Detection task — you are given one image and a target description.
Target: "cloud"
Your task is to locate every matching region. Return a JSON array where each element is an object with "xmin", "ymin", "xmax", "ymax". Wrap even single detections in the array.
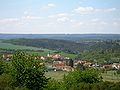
[
  {"xmin": 103, "ymin": 8, "xmax": 117, "ymax": 12},
  {"xmin": 74, "ymin": 7, "xmax": 117, "ymax": 14},
  {"xmin": 74, "ymin": 7, "xmax": 97, "ymax": 14},
  {"xmin": 47, "ymin": 3, "xmax": 56, "ymax": 8},
  {"xmin": 72, "ymin": 22, "xmax": 84, "ymax": 28},
  {"xmin": 0, "ymin": 15, "xmax": 43, "ymax": 26},
  {"xmin": 48, "ymin": 13, "xmax": 74, "ymax": 18},
  {"xmin": 0, "ymin": 18, "xmax": 19, "ymax": 24},
  {"xmin": 21, "ymin": 16, "xmax": 43, "ymax": 20},
  {"xmin": 42, "ymin": 3, "xmax": 56, "ymax": 10},
  {"xmin": 48, "ymin": 13, "xmax": 74, "ymax": 23},
  {"xmin": 57, "ymin": 17, "xmax": 70, "ymax": 22},
  {"xmin": 113, "ymin": 22, "xmax": 120, "ymax": 26}
]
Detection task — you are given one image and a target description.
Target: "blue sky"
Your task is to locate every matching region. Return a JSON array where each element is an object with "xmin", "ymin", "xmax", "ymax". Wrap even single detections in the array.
[{"xmin": 0, "ymin": 0, "xmax": 120, "ymax": 34}]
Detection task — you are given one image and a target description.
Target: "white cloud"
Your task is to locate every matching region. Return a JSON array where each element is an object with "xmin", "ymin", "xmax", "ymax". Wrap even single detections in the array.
[
  {"xmin": 113, "ymin": 22, "xmax": 120, "ymax": 26},
  {"xmin": 21, "ymin": 16, "xmax": 43, "ymax": 20},
  {"xmin": 42, "ymin": 3, "xmax": 56, "ymax": 10},
  {"xmin": 74, "ymin": 7, "xmax": 97, "ymax": 14},
  {"xmin": 0, "ymin": 18, "xmax": 19, "ymax": 24},
  {"xmin": 104, "ymin": 8, "xmax": 117, "ymax": 12},
  {"xmin": 91, "ymin": 18, "xmax": 100, "ymax": 22},
  {"xmin": 48, "ymin": 13, "xmax": 74, "ymax": 18},
  {"xmin": 57, "ymin": 17, "xmax": 70, "ymax": 22},
  {"xmin": 0, "ymin": 15, "xmax": 43, "ymax": 26},
  {"xmin": 74, "ymin": 7, "xmax": 117, "ymax": 14},
  {"xmin": 48, "ymin": 13, "xmax": 74, "ymax": 23},
  {"xmin": 72, "ymin": 22, "xmax": 84, "ymax": 28},
  {"xmin": 47, "ymin": 3, "xmax": 56, "ymax": 8}
]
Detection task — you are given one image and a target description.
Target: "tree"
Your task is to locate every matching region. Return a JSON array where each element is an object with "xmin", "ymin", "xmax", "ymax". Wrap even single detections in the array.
[
  {"xmin": 10, "ymin": 52, "xmax": 48, "ymax": 90},
  {"xmin": 63, "ymin": 68, "xmax": 102, "ymax": 89},
  {"xmin": 68, "ymin": 59, "xmax": 74, "ymax": 67},
  {"xmin": 0, "ymin": 60, "xmax": 4, "ymax": 75}
]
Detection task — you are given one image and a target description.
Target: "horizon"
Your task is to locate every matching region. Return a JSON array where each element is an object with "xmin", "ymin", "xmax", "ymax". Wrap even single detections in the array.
[
  {"xmin": 0, "ymin": 0, "xmax": 120, "ymax": 34},
  {"xmin": 0, "ymin": 33, "xmax": 120, "ymax": 35}
]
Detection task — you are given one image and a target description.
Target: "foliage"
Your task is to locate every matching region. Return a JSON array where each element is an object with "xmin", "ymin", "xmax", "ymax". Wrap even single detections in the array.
[
  {"xmin": 0, "ymin": 60, "xmax": 4, "ymax": 75},
  {"xmin": 63, "ymin": 68, "xmax": 102, "ymax": 89},
  {"xmin": 44, "ymin": 79, "xmax": 64, "ymax": 90},
  {"xmin": 10, "ymin": 52, "xmax": 48, "ymax": 90},
  {"xmin": 68, "ymin": 59, "xmax": 74, "ymax": 67},
  {"xmin": 0, "ymin": 74, "xmax": 12, "ymax": 90},
  {"xmin": 79, "ymin": 50, "xmax": 120, "ymax": 64},
  {"xmin": 117, "ymin": 69, "xmax": 120, "ymax": 74}
]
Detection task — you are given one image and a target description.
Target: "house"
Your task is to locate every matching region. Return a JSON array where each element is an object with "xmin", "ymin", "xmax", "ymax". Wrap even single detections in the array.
[
  {"xmin": 112, "ymin": 63, "xmax": 120, "ymax": 69},
  {"xmin": 2, "ymin": 53, "xmax": 13, "ymax": 60},
  {"xmin": 84, "ymin": 62, "xmax": 92, "ymax": 67},
  {"xmin": 117, "ymin": 64, "xmax": 120, "ymax": 69},
  {"xmin": 40, "ymin": 56, "xmax": 46, "ymax": 60},
  {"xmin": 52, "ymin": 61, "xmax": 73, "ymax": 71},
  {"xmin": 102, "ymin": 64, "xmax": 113, "ymax": 70},
  {"xmin": 47, "ymin": 54, "xmax": 64, "ymax": 60}
]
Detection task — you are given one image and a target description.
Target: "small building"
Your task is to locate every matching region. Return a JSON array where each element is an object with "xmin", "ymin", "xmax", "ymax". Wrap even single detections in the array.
[
  {"xmin": 102, "ymin": 64, "xmax": 113, "ymax": 70},
  {"xmin": 2, "ymin": 53, "xmax": 13, "ymax": 60},
  {"xmin": 52, "ymin": 61, "xmax": 73, "ymax": 71}
]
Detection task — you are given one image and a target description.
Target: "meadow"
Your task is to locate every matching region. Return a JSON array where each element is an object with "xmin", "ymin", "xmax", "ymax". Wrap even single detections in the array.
[
  {"xmin": 45, "ymin": 70, "xmax": 120, "ymax": 82},
  {"xmin": 0, "ymin": 40, "xmax": 41, "ymax": 50}
]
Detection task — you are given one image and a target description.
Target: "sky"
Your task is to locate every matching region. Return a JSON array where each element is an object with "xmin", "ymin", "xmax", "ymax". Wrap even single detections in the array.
[{"xmin": 0, "ymin": 0, "xmax": 120, "ymax": 34}]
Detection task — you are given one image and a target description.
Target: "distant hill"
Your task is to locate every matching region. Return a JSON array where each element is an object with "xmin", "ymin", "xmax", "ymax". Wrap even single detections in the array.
[{"xmin": 0, "ymin": 34, "xmax": 120, "ymax": 42}]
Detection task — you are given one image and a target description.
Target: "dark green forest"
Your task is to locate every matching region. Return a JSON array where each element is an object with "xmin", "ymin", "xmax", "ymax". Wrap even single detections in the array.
[
  {"xmin": 2, "ymin": 39, "xmax": 120, "ymax": 64},
  {"xmin": 3, "ymin": 39, "xmax": 120, "ymax": 54}
]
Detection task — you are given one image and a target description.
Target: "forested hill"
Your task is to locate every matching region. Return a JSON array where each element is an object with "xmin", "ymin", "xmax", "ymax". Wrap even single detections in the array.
[{"xmin": 3, "ymin": 39, "xmax": 120, "ymax": 54}]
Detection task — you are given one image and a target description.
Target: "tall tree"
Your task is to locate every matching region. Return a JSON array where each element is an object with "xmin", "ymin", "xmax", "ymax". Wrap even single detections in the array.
[{"xmin": 10, "ymin": 52, "xmax": 48, "ymax": 90}]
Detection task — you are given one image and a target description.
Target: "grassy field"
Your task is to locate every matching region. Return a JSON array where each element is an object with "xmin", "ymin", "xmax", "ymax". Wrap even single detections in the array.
[
  {"xmin": 45, "ymin": 71, "xmax": 68, "ymax": 80},
  {"xmin": 45, "ymin": 70, "xmax": 120, "ymax": 82},
  {"xmin": 60, "ymin": 52, "xmax": 77, "ymax": 59},
  {"xmin": 102, "ymin": 70, "xmax": 120, "ymax": 82},
  {"xmin": 0, "ymin": 40, "xmax": 41, "ymax": 50}
]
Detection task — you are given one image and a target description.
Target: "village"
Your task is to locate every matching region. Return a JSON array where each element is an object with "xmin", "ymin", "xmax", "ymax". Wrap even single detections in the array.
[{"xmin": 1, "ymin": 52, "xmax": 120, "ymax": 72}]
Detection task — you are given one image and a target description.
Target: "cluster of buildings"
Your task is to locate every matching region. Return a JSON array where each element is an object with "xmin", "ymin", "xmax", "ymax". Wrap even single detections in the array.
[{"xmin": 1, "ymin": 53, "xmax": 120, "ymax": 71}]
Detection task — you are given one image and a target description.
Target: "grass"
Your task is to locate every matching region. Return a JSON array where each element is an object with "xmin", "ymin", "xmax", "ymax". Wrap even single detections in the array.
[
  {"xmin": 45, "ymin": 71, "xmax": 68, "ymax": 80},
  {"xmin": 102, "ymin": 70, "xmax": 120, "ymax": 82},
  {"xmin": 60, "ymin": 52, "xmax": 77, "ymax": 59},
  {"xmin": 45, "ymin": 70, "xmax": 120, "ymax": 82},
  {"xmin": 0, "ymin": 41, "xmax": 41, "ymax": 50}
]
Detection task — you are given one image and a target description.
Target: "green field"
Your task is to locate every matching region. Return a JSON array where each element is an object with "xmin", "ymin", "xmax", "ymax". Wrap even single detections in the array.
[
  {"xmin": 0, "ymin": 40, "xmax": 41, "ymax": 50},
  {"xmin": 45, "ymin": 71, "xmax": 68, "ymax": 80},
  {"xmin": 102, "ymin": 71, "xmax": 120, "ymax": 82},
  {"xmin": 45, "ymin": 70, "xmax": 120, "ymax": 82},
  {"xmin": 59, "ymin": 52, "xmax": 77, "ymax": 59}
]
